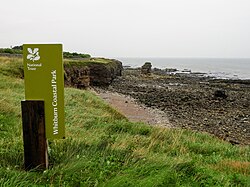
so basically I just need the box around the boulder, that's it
[165,68,178,73]
[214,90,227,99]
[141,62,152,75]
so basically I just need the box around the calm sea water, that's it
[117,58,250,80]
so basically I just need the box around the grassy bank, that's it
[0,56,249,186]
[0,47,91,59]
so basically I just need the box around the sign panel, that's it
[23,44,65,139]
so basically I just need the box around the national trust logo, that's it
[27,48,40,62]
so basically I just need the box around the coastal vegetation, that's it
[0,56,249,186]
[63,52,90,59]
[0,46,91,59]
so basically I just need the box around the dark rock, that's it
[64,66,90,89]
[141,62,152,75]
[214,90,227,99]
[182,69,191,73]
[165,68,178,73]
[228,139,240,145]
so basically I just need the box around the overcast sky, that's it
[0,0,249,58]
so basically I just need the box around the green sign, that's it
[23,44,65,139]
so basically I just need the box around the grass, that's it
[64,58,116,67]
[0,56,249,186]
[0,57,24,78]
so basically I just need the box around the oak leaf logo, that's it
[27,48,40,62]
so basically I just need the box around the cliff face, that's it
[64,66,90,89]
[64,58,123,88]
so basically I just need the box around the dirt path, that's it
[93,88,171,128]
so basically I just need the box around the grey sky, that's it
[0,0,249,58]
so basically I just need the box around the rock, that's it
[228,139,240,145]
[182,69,191,73]
[165,68,178,73]
[88,59,122,86]
[64,66,90,89]
[214,90,227,99]
[141,62,152,75]
[64,58,123,88]
[108,68,250,145]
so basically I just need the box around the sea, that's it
[117,58,250,80]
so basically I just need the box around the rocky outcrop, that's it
[141,62,152,75]
[64,58,123,88]
[88,59,122,86]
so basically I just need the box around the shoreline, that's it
[105,68,250,145]
[119,56,250,80]
[124,65,250,81]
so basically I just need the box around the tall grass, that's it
[0,57,249,186]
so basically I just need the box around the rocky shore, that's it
[107,67,250,145]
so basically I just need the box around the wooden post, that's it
[21,100,48,170]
